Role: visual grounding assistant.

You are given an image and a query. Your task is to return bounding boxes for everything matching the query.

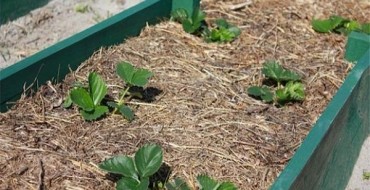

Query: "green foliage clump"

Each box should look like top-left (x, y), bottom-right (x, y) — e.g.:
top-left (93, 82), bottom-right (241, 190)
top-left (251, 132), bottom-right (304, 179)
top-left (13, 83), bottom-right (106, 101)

top-left (99, 144), bottom-right (163, 190)
top-left (171, 8), bottom-right (241, 43)
top-left (247, 61), bottom-right (305, 105)
top-left (312, 15), bottom-right (370, 35)
top-left (99, 144), bottom-right (238, 190)
top-left (64, 61), bottom-right (153, 121)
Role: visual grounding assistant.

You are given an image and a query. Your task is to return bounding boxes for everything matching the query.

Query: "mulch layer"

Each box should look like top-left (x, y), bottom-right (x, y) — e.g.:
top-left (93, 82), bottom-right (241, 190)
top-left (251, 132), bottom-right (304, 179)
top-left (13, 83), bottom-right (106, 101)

top-left (1, 0), bottom-right (369, 189)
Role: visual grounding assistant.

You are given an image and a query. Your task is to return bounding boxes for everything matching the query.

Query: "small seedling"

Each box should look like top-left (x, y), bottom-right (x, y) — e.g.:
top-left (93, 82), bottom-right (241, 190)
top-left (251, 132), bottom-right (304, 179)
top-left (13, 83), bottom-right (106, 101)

top-left (204, 19), bottom-right (241, 43)
top-left (67, 72), bottom-right (108, 120)
top-left (312, 15), bottom-right (370, 35)
top-left (63, 61), bottom-right (153, 121)
top-left (107, 62), bottom-right (153, 121)
top-left (166, 175), bottom-right (237, 190)
top-left (171, 8), bottom-right (207, 34)
top-left (247, 61), bottom-right (305, 105)
top-left (171, 8), bottom-right (241, 43)
top-left (99, 144), bottom-right (163, 190)
top-left (363, 171), bottom-right (370, 180)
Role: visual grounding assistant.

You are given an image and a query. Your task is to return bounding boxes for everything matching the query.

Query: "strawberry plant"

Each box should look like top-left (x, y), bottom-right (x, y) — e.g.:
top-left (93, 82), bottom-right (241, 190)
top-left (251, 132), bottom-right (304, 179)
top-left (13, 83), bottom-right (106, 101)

top-left (99, 144), bottom-right (163, 190)
top-left (204, 19), bottom-right (241, 43)
top-left (65, 72), bottom-right (109, 120)
top-left (247, 61), bottom-right (305, 105)
top-left (64, 61), bottom-right (153, 121)
top-left (312, 15), bottom-right (370, 35)
top-left (171, 8), bottom-right (207, 35)
top-left (107, 61), bottom-right (153, 121)
top-left (171, 8), bottom-right (241, 43)
top-left (166, 175), bottom-right (237, 190)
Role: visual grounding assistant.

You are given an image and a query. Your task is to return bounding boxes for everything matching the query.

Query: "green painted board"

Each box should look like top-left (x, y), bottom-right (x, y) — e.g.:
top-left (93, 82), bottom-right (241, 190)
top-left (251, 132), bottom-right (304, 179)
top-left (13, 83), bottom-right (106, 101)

top-left (0, 0), bottom-right (50, 25)
top-left (345, 32), bottom-right (370, 62)
top-left (270, 32), bottom-right (370, 190)
top-left (0, 0), bottom-right (200, 112)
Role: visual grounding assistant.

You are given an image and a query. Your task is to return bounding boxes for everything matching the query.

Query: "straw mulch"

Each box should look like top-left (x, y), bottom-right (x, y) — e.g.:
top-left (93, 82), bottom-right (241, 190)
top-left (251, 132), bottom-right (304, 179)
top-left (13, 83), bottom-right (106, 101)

top-left (1, 0), bottom-right (369, 189)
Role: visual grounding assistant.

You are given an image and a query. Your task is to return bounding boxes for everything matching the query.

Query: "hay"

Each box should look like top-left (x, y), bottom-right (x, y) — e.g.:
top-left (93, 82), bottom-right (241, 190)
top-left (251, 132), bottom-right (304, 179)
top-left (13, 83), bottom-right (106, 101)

top-left (1, 0), bottom-right (368, 189)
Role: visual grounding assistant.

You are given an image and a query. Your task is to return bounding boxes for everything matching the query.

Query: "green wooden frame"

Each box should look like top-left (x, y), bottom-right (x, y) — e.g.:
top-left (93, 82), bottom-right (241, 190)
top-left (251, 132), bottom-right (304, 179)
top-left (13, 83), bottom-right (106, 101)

top-left (0, 0), bottom-right (199, 112)
top-left (271, 32), bottom-right (370, 190)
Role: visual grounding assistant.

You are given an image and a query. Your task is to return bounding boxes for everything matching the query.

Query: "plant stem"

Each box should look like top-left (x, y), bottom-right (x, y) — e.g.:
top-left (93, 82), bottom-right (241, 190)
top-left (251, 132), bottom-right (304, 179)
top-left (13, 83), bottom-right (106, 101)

top-left (112, 86), bottom-right (131, 114)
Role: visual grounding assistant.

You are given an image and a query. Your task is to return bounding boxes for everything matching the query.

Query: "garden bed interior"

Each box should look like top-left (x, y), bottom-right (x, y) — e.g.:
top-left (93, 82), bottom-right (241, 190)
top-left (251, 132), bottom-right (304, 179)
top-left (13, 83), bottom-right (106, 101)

top-left (1, 0), bottom-right (369, 189)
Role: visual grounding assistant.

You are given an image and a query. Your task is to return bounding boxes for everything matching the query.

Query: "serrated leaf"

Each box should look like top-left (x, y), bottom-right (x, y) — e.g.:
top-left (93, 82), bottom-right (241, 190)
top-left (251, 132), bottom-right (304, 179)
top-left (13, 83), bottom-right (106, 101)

top-left (197, 175), bottom-right (220, 190)
top-left (166, 178), bottom-right (191, 190)
top-left (247, 86), bottom-right (273, 103)
top-left (116, 177), bottom-right (149, 190)
top-left (70, 88), bottom-right (94, 111)
top-left (88, 72), bottom-right (107, 106)
top-left (262, 61), bottom-right (301, 83)
top-left (99, 155), bottom-right (138, 179)
top-left (131, 69), bottom-right (153, 87)
top-left (117, 62), bottom-right (135, 85)
top-left (171, 8), bottom-right (188, 23)
top-left (286, 81), bottom-right (305, 101)
top-left (119, 105), bottom-right (134, 121)
top-left (134, 144), bottom-right (163, 178)
top-left (80, 105), bottom-right (108, 120)
top-left (276, 88), bottom-right (289, 104)
top-left (218, 182), bottom-right (237, 190)
top-left (107, 101), bottom-right (119, 108)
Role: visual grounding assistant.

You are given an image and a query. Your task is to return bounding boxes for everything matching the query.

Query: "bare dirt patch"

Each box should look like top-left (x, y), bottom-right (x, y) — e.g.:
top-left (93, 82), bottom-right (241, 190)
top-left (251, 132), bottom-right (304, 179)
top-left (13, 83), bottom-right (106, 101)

top-left (0, 0), bottom-right (369, 189)
top-left (0, 0), bottom-right (142, 69)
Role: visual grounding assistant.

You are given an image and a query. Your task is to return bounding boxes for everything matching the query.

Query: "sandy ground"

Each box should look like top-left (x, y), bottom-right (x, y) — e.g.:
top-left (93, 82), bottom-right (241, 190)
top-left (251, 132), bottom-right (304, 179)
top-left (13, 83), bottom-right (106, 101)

top-left (0, 0), bottom-right (143, 70)
top-left (346, 136), bottom-right (370, 190)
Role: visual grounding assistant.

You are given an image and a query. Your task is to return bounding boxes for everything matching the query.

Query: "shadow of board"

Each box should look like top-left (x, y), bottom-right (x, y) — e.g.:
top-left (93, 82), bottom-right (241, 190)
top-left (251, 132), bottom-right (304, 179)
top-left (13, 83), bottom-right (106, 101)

top-left (0, 0), bottom-right (50, 25)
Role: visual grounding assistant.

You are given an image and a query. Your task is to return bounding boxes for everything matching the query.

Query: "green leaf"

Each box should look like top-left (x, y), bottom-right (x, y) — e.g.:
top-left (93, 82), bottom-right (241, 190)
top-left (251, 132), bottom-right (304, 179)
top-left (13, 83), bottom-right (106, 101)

top-left (361, 23), bottom-right (370, 34)
top-left (117, 62), bottom-right (135, 85)
top-left (192, 8), bottom-right (206, 26)
top-left (215, 19), bottom-right (230, 28)
top-left (247, 86), bottom-right (273, 103)
top-left (183, 19), bottom-right (197, 34)
top-left (107, 101), bottom-right (119, 108)
top-left (276, 88), bottom-right (289, 104)
top-left (70, 88), bottom-right (94, 111)
top-left (80, 105), bottom-right (108, 120)
top-left (262, 61), bottom-right (301, 83)
top-left (119, 105), bottom-right (134, 121)
top-left (171, 8), bottom-right (188, 23)
top-left (88, 72), bottom-right (107, 106)
top-left (134, 144), bottom-right (163, 178)
top-left (116, 177), bottom-right (149, 190)
top-left (197, 175), bottom-right (220, 190)
top-left (63, 93), bottom-right (73, 108)
top-left (131, 69), bottom-right (153, 87)
top-left (99, 155), bottom-right (138, 179)
top-left (312, 15), bottom-right (344, 33)
top-left (218, 182), bottom-right (237, 190)
top-left (285, 81), bottom-right (305, 101)
top-left (166, 178), bottom-right (191, 190)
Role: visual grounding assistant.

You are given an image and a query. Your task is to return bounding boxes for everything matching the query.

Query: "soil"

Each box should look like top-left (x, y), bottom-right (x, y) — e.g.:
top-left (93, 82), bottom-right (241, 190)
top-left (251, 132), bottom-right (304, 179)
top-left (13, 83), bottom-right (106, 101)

top-left (0, 0), bottom-right (369, 189)
top-left (0, 0), bottom-right (143, 69)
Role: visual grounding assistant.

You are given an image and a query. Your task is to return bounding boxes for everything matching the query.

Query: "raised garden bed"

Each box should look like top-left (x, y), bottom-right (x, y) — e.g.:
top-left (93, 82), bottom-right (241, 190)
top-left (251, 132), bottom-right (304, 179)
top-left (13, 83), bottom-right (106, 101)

top-left (0, 0), bottom-right (369, 189)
